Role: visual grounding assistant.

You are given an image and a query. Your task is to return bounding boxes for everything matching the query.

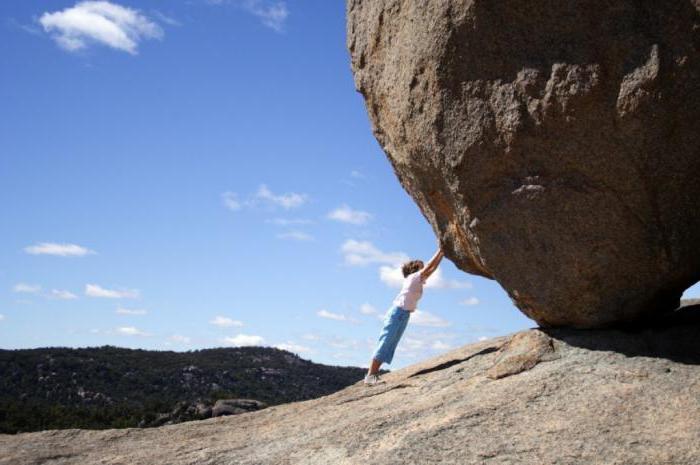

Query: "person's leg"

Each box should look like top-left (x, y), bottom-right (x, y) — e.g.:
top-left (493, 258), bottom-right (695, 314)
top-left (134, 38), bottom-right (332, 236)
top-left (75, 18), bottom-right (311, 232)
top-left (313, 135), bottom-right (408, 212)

top-left (367, 307), bottom-right (401, 378)
top-left (367, 358), bottom-right (382, 376)
top-left (380, 310), bottom-right (410, 365)
top-left (369, 307), bottom-right (410, 370)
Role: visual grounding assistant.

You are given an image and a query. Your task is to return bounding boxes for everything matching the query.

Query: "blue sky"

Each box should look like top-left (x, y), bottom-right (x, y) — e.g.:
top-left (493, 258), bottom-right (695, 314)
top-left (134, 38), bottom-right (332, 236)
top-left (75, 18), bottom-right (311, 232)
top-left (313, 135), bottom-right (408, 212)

top-left (2, 1), bottom-right (697, 369)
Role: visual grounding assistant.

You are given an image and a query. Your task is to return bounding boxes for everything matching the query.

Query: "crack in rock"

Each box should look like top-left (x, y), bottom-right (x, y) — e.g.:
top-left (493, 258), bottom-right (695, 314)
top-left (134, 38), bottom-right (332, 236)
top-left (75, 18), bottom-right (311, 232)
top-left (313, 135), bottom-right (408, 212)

top-left (408, 346), bottom-right (500, 378)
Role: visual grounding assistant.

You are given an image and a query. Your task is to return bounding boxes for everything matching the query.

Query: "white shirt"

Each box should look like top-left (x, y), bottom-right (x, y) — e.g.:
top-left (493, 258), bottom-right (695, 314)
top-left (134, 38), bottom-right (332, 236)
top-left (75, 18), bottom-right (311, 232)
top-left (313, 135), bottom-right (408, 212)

top-left (392, 271), bottom-right (425, 312)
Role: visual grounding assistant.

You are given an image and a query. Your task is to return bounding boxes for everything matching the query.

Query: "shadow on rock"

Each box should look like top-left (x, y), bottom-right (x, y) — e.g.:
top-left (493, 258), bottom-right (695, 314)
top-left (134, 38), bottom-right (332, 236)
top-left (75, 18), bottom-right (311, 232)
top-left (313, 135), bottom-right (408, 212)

top-left (542, 305), bottom-right (700, 365)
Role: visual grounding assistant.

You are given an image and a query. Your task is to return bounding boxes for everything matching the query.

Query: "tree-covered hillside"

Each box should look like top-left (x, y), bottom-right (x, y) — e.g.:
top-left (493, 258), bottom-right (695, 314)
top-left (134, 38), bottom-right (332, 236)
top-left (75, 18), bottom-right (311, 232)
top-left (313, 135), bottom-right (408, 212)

top-left (0, 346), bottom-right (365, 433)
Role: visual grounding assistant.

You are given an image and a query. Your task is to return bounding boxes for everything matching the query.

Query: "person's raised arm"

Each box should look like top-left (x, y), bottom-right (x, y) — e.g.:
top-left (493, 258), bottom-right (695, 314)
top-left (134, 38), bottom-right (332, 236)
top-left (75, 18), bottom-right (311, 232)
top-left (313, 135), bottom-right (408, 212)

top-left (420, 247), bottom-right (444, 281)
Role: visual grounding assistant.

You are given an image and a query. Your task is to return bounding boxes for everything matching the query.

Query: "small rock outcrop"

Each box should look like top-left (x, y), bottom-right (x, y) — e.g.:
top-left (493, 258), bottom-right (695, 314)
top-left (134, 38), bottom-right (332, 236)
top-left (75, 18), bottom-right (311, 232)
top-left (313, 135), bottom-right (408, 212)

top-left (2, 307), bottom-right (700, 464)
top-left (211, 399), bottom-right (266, 417)
top-left (347, 0), bottom-right (700, 327)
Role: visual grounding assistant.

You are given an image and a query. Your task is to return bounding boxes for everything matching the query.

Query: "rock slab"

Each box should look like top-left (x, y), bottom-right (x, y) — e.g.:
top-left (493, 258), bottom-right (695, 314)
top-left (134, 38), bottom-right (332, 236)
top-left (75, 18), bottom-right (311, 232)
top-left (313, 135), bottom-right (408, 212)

top-left (347, 0), bottom-right (700, 327)
top-left (2, 307), bottom-right (700, 465)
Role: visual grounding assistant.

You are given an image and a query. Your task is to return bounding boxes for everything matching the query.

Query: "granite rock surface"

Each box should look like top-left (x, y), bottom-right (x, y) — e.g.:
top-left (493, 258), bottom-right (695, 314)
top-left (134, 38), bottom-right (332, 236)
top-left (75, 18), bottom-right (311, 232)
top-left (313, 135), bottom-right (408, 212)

top-left (2, 307), bottom-right (699, 465)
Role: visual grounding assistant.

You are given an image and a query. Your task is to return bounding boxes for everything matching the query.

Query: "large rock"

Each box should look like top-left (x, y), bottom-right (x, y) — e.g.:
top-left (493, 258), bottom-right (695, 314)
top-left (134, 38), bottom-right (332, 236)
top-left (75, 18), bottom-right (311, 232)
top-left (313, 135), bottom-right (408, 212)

top-left (347, 0), bottom-right (700, 327)
top-left (2, 306), bottom-right (700, 464)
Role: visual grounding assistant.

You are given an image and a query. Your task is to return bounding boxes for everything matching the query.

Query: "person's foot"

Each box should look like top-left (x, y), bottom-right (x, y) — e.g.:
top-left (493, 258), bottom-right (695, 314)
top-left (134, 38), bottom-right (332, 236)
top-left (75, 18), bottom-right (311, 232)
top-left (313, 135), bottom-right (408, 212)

top-left (364, 373), bottom-right (383, 386)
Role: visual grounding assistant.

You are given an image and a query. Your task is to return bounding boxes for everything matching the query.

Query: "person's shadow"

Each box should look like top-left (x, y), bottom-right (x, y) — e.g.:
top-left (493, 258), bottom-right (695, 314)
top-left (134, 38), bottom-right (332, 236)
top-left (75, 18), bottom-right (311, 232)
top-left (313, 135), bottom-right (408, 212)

top-left (541, 304), bottom-right (700, 365)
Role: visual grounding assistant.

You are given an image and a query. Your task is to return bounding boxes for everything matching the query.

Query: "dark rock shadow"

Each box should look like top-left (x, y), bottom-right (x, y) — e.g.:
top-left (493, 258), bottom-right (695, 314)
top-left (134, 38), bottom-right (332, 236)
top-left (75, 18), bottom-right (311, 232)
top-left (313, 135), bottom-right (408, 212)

top-left (541, 305), bottom-right (700, 365)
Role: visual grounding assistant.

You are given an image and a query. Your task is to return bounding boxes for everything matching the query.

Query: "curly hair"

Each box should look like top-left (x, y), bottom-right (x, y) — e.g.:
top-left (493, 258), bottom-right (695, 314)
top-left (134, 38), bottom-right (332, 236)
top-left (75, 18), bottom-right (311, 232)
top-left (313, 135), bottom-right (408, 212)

top-left (401, 260), bottom-right (424, 277)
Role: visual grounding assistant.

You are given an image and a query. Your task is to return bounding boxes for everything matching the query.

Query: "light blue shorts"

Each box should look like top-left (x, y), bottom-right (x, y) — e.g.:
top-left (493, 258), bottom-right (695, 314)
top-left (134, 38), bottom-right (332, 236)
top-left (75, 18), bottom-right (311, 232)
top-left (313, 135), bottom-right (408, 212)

top-left (372, 306), bottom-right (410, 365)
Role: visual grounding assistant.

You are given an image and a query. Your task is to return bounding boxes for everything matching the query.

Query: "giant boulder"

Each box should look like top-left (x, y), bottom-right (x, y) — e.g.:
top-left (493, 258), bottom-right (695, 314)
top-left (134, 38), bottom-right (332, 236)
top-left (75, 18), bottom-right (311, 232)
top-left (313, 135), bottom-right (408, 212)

top-left (347, 0), bottom-right (700, 327)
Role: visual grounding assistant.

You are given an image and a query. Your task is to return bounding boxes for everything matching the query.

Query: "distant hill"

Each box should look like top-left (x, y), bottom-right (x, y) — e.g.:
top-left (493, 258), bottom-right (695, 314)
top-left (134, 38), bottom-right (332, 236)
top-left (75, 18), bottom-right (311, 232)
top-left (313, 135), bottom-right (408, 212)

top-left (0, 346), bottom-right (365, 433)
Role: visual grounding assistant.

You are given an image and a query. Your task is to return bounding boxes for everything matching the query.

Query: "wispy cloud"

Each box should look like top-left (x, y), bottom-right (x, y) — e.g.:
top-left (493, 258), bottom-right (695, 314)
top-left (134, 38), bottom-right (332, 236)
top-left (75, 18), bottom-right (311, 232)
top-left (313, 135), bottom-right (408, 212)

top-left (116, 326), bottom-right (150, 336)
top-left (116, 307), bottom-right (147, 315)
top-left (169, 334), bottom-right (191, 344)
top-left (207, 1), bottom-right (288, 32)
top-left (340, 240), bottom-right (408, 267)
top-left (7, 18), bottom-right (43, 36)
top-left (13, 283), bottom-right (41, 294)
top-left (256, 184), bottom-right (307, 209)
top-left (221, 191), bottom-right (242, 211)
top-left (24, 242), bottom-right (95, 257)
top-left (359, 303), bottom-right (377, 315)
top-left (432, 340), bottom-right (451, 350)
top-left (152, 10), bottom-right (180, 27)
top-left (243, 0), bottom-right (288, 32)
top-left (460, 297), bottom-right (480, 306)
top-left (39, 1), bottom-right (163, 54)
top-left (411, 310), bottom-right (451, 328)
top-left (316, 309), bottom-right (356, 323)
top-left (85, 284), bottom-right (139, 299)
top-left (222, 334), bottom-right (264, 346)
top-left (275, 342), bottom-right (312, 355)
top-left (0, 314), bottom-right (4, 321)
top-left (327, 205), bottom-right (372, 225)
top-left (395, 331), bottom-right (458, 359)
top-left (49, 289), bottom-right (78, 300)
top-left (276, 230), bottom-right (313, 241)
top-left (210, 315), bottom-right (244, 327)
top-left (266, 218), bottom-right (313, 226)
top-left (222, 185), bottom-right (308, 213)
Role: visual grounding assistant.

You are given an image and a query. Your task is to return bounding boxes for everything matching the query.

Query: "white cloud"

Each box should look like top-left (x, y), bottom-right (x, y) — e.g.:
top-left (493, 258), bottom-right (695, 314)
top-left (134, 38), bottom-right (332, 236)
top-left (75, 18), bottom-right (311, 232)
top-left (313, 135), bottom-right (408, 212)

top-left (13, 283), bottom-right (41, 294)
top-left (277, 230), bottom-right (313, 241)
top-left (301, 333), bottom-right (320, 341)
top-left (85, 284), bottom-right (139, 299)
top-left (49, 289), bottom-right (78, 300)
top-left (359, 303), bottom-right (377, 315)
top-left (316, 309), bottom-right (355, 322)
top-left (379, 265), bottom-right (405, 288)
top-left (24, 242), bottom-right (95, 257)
top-left (210, 316), bottom-right (244, 328)
top-left (478, 336), bottom-right (489, 342)
top-left (170, 334), bottom-right (191, 344)
top-left (425, 268), bottom-right (472, 290)
top-left (266, 218), bottom-right (313, 226)
top-left (327, 205), bottom-right (372, 225)
top-left (116, 326), bottom-right (149, 336)
top-left (460, 297), bottom-right (480, 306)
top-left (222, 334), bottom-right (264, 346)
top-left (350, 170), bottom-right (365, 179)
top-left (39, 1), bottom-right (163, 54)
top-left (222, 191), bottom-right (242, 211)
top-left (327, 336), bottom-right (361, 350)
top-left (152, 10), bottom-right (180, 27)
top-left (116, 307), bottom-right (147, 315)
top-left (402, 337), bottom-right (426, 350)
top-left (411, 310), bottom-right (451, 328)
top-left (275, 342), bottom-right (312, 355)
top-left (256, 184), bottom-right (307, 209)
top-left (0, 314), bottom-right (4, 321)
top-left (341, 240), bottom-right (408, 267)
top-left (379, 265), bottom-right (471, 290)
top-left (240, 0), bottom-right (288, 32)
top-left (432, 340), bottom-right (451, 350)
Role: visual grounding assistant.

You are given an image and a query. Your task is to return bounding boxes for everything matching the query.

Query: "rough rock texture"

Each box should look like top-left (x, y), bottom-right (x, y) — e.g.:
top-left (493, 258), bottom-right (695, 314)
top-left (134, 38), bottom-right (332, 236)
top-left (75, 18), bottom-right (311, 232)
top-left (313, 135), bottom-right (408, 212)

top-left (347, 0), bottom-right (700, 327)
top-left (3, 307), bottom-right (700, 465)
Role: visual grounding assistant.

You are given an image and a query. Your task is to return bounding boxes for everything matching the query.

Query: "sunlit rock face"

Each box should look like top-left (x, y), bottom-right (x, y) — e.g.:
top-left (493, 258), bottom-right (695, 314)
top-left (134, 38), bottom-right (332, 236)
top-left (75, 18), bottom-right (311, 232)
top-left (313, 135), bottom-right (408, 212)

top-left (347, 0), bottom-right (700, 327)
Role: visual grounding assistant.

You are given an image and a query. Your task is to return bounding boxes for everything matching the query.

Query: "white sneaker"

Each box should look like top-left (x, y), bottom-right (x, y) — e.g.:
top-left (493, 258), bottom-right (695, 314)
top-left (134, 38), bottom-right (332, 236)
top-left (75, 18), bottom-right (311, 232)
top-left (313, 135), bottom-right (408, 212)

top-left (364, 374), bottom-right (382, 385)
